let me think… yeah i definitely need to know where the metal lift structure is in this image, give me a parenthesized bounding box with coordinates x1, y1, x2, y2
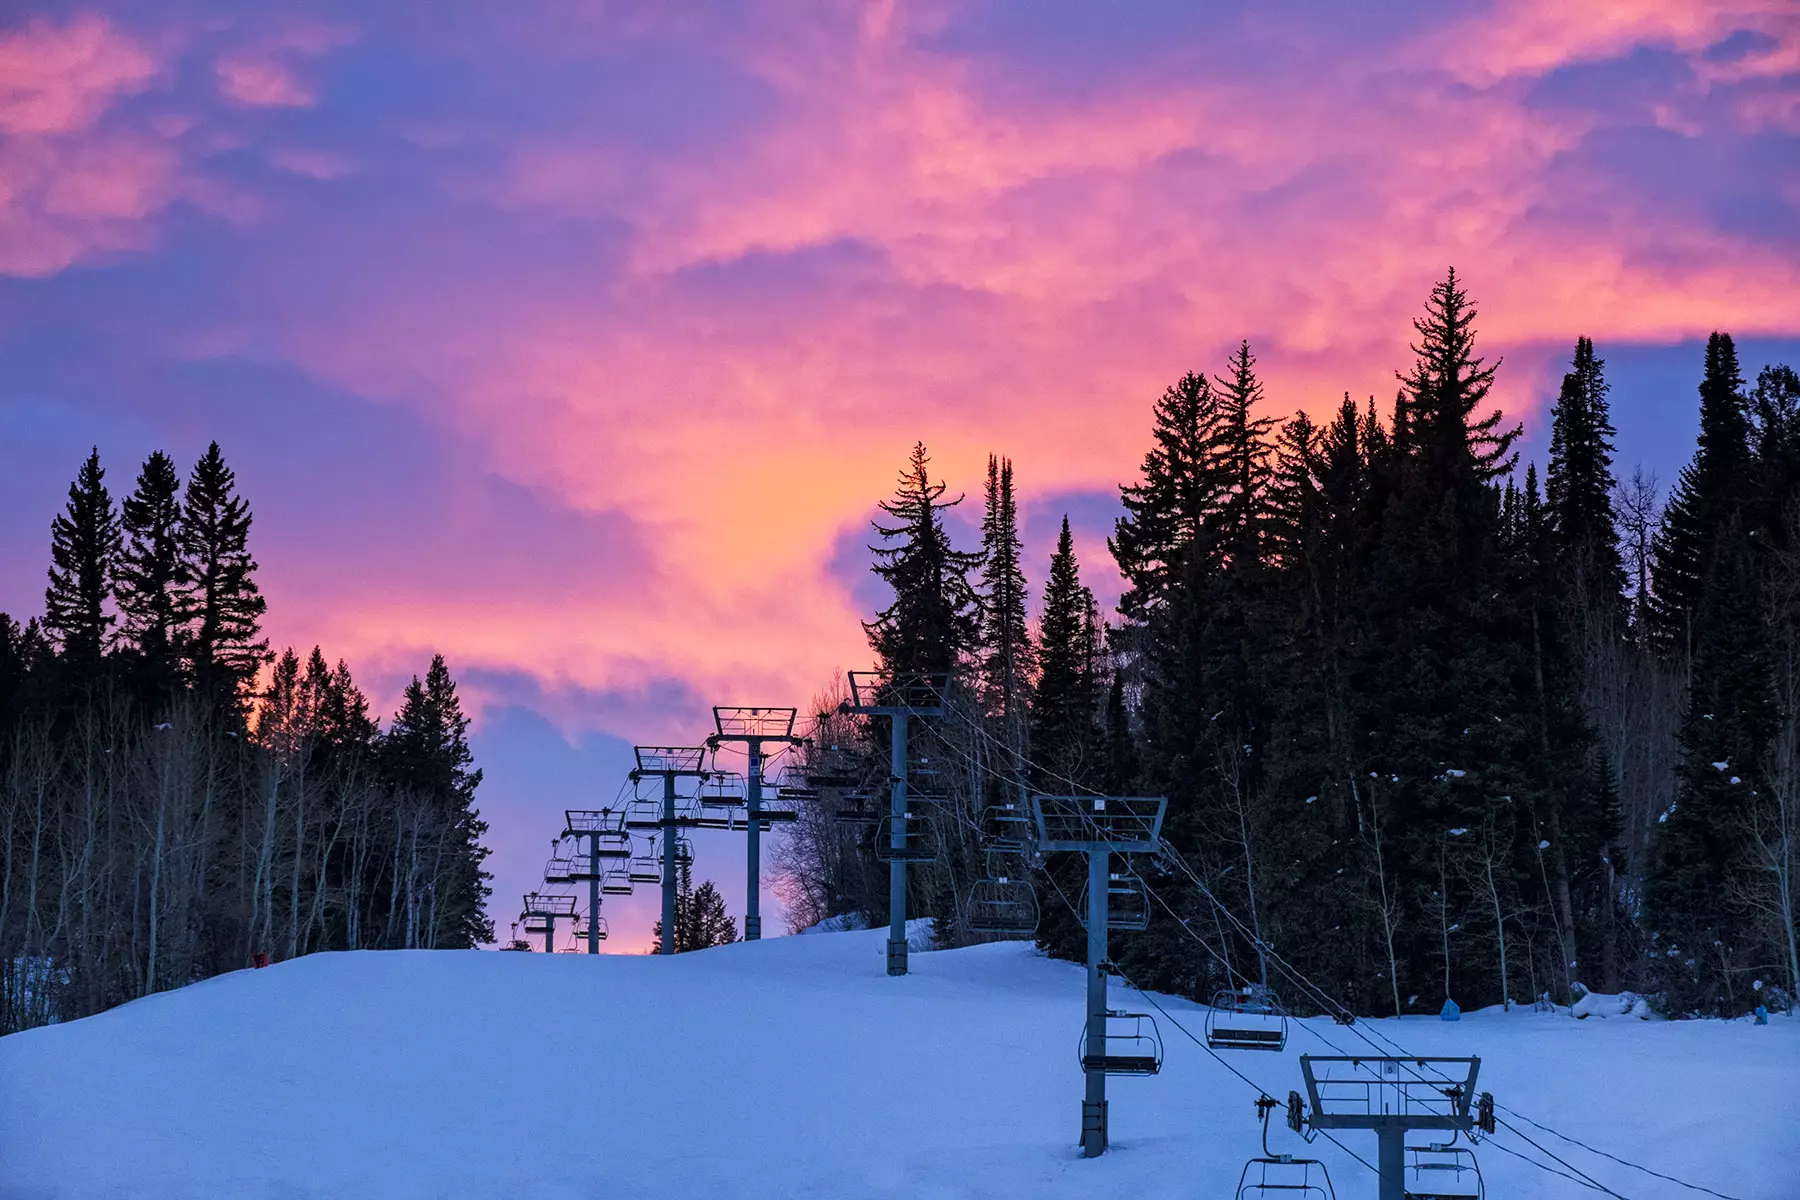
(707, 708, 804, 942)
(520, 892, 578, 953)
(1031, 793, 1168, 1158)
(1290, 1055, 1494, 1200)
(626, 745, 708, 955)
(562, 808, 633, 954)
(842, 672, 951, 976)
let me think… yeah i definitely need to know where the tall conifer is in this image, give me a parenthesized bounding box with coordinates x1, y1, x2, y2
(864, 443, 981, 676)
(115, 451, 186, 692)
(44, 448, 121, 669)
(179, 442, 268, 709)
(976, 455, 1033, 719)
(1546, 337, 1626, 609)
(1649, 334, 1751, 654)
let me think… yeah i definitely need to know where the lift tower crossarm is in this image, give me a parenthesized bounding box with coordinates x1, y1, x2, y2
(628, 745, 709, 956)
(1297, 1054, 1489, 1200)
(841, 672, 951, 978)
(707, 708, 803, 942)
(520, 892, 578, 954)
(1028, 794, 1168, 1160)
(562, 808, 630, 954)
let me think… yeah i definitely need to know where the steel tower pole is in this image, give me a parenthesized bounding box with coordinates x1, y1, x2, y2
(1083, 848, 1109, 1157)
(745, 739, 763, 941)
(888, 711, 909, 977)
(587, 834, 601, 954)
(661, 774, 678, 955)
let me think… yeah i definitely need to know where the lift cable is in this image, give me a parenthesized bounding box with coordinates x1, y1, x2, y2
(1038, 864, 1378, 1176)
(942, 706, 1747, 1200)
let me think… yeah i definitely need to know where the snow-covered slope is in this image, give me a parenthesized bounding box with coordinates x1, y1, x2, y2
(2, 930, 1794, 1199)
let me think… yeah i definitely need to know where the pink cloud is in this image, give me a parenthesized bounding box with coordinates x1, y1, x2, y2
(214, 17, 352, 109)
(0, 15, 156, 136)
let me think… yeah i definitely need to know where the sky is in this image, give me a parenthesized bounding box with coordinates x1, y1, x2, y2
(2, 1, 1797, 951)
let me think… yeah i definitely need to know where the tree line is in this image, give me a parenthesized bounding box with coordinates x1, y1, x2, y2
(775, 269, 1799, 1019)
(1, 443, 492, 1034)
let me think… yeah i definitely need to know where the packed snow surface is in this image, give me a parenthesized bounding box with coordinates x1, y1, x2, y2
(3, 929, 1796, 1199)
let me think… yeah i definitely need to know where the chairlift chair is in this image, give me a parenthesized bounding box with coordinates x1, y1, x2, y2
(570, 914, 609, 943)
(1078, 1009, 1163, 1075)
(834, 792, 882, 825)
(966, 873, 1039, 934)
(544, 852, 577, 884)
(600, 863, 633, 895)
(873, 813, 940, 862)
(628, 850, 662, 885)
(1236, 1156, 1335, 1200)
(1206, 984, 1290, 1052)
(1079, 869, 1151, 931)
(981, 802, 1032, 852)
(1403, 1143, 1485, 1200)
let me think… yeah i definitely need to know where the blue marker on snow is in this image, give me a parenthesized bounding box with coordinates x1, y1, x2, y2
(1440, 998, 1461, 1021)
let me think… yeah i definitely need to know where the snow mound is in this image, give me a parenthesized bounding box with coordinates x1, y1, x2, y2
(1572, 986, 1654, 1020)
(2, 928, 1795, 1199)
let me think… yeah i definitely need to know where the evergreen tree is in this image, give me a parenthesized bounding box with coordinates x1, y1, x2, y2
(976, 454, 1034, 719)
(1649, 334, 1752, 654)
(1749, 363, 1800, 547)
(114, 451, 186, 693)
(1111, 371, 1220, 631)
(179, 443, 269, 709)
(44, 448, 121, 669)
(688, 881, 739, 949)
(1031, 517, 1099, 787)
(1546, 337, 1626, 610)
(864, 443, 981, 675)
(382, 655, 493, 946)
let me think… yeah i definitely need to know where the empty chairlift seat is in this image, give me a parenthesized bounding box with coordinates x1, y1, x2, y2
(544, 852, 577, 885)
(628, 850, 662, 885)
(1079, 870, 1151, 931)
(1078, 1010, 1163, 1076)
(1236, 1156, 1336, 1200)
(965, 874, 1039, 934)
(570, 913, 609, 942)
(981, 803, 1031, 852)
(1206, 985, 1290, 1052)
(833, 791, 882, 825)
(1403, 1144, 1485, 1200)
(600, 863, 633, 895)
(873, 813, 940, 862)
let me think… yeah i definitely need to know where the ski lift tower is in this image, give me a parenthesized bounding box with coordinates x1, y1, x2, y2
(707, 708, 803, 942)
(1294, 1055, 1494, 1200)
(520, 892, 578, 954)
(1032, 793, 1168, 1159)
(627, 746, 708, 955)
(843, 672, 951, 977)
(562, 808, 633, 954)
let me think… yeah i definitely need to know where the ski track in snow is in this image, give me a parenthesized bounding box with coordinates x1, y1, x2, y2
(1, 928, 1796, 1199)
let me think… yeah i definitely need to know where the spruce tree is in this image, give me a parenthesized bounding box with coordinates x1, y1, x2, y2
(976, 454, 1034, 719)
(114, 451, 186, 693)
(44, 448, 121, 670)
(1031, 517, 1099, 786)
(1649, 333, 1752, 655)
(864, 443, 981, 676)
(1749, 363, 1800, 547)
(1546, 337, 1626, 609)
(382, 655, 494, 946)
(179, 442, 269, 709)
(1111, 371, 1220, 631)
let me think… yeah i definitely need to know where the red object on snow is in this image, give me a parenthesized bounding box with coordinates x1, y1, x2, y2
(251, 952, 270, 969)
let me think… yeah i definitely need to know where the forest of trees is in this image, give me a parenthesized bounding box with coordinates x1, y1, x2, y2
(0, 442, 492, 1034)
(774, 270, 1800, 1019)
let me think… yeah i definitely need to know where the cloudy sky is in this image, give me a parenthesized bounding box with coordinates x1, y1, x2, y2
(3, 1, 1796, 948)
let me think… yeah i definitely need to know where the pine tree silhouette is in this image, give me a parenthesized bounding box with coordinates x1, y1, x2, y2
(44, 448, 121, 670)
